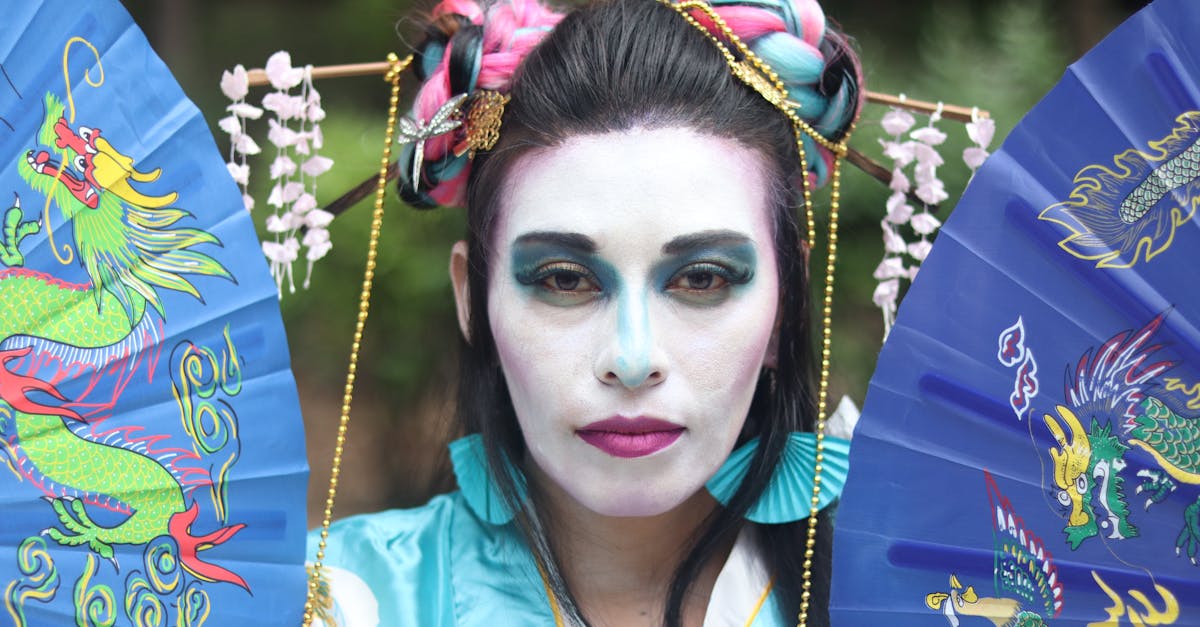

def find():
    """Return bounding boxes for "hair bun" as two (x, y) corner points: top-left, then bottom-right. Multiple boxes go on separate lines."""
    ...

(400, 0), (564, 208)
(708, 0), (863, 185)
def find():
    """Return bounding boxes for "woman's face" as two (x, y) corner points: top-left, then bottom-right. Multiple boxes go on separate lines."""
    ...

(477, 127), (780, 518)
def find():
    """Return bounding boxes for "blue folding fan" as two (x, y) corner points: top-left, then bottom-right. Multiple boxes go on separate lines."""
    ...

(831, 0), (1200, 624)
(0, 2), (307, 624)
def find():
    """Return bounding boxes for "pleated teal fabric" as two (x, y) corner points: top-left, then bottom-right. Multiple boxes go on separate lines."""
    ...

(706, 433), (851, 523)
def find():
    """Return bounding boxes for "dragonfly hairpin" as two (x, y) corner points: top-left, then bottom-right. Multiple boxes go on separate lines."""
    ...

(397, 93), (467, 189)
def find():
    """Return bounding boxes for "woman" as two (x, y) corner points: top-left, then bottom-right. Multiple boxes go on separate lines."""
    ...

(308, 0), (861, 624)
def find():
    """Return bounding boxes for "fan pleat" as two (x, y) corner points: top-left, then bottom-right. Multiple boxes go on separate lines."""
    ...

(833, 1), (1200, 624)
(0, 2), (306, 623)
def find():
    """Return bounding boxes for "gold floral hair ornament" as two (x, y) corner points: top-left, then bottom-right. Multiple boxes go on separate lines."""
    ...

(457, 90), (510, 157)
(397, 89), (509, 189)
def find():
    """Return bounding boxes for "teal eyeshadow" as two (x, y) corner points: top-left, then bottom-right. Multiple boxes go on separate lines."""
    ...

(510, 242), (621, 296)
(650, 242), (757, 290)
(506, 239), (756, 384)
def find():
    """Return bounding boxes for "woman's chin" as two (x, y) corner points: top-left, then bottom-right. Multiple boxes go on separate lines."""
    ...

(567, 483), (706, 519)
(528, 448), (721, 520)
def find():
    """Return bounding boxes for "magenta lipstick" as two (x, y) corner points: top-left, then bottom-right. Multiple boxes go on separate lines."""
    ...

(576, 416), (684, 458)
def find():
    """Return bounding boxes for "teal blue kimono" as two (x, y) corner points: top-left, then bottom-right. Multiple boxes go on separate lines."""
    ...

(305, 431), (857, 625)
(305, 491), (785, 626)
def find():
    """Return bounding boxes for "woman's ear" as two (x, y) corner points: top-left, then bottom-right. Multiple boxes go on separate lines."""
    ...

(449, 240), (472, 343)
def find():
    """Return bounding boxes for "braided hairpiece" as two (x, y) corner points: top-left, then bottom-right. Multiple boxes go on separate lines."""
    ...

(399, 0), (563, 207)
(654, 2), (854, 625)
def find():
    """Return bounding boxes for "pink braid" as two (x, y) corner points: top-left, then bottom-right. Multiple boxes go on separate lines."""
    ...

(791, 0), (826, 48)
(698, 0), (862, 184)
(432, 0), (485, 21)
(704, 7), (785, 41)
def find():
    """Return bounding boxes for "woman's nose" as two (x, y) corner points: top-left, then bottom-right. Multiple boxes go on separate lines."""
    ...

(594, 287), (666, 388)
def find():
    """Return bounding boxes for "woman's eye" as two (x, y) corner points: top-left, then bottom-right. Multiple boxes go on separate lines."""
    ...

(668, 264), (730, 292)
(544, 270), (594, 292)
(531, 262), (599, 295)
(679, 270), (724, 290)
(664, 263), (743, 306)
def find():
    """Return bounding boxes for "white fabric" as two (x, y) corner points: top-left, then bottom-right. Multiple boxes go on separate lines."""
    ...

(703, 526), (773, 627)
(312, 565), (381, 627)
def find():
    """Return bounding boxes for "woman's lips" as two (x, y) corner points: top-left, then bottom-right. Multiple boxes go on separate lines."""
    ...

(576, 416), (685, 458)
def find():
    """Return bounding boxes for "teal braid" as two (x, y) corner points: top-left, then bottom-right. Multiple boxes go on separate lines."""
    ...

(709, 0), (862, 184)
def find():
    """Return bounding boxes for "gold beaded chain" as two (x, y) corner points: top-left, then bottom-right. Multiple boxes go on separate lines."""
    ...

(657, 2), (850, 626)
(301, 52), (413, 627)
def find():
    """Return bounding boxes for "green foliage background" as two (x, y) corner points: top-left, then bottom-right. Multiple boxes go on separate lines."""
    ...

(121, 0), (1146, 519)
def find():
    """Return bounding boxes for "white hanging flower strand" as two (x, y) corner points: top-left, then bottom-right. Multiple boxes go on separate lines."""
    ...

(907, 102), (945, 267)
(873, 99), (994, 339)
(220, 52), (336, 297)
(874, 104), (915, 337)
(874, 99), (949, 338)
(219, 64), (261, 212)
(963, 107), (995, 175)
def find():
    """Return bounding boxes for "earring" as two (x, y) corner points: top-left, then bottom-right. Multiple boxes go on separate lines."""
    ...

(706, 432), (850, 524)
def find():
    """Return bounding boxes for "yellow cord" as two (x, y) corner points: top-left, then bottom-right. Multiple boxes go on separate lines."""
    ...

(536, 561), (567, 627)
(744, 578), (776, 627)
(301, 52), (413, 627)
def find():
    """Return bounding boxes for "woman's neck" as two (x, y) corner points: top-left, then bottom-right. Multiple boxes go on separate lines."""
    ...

(529, 463), (734, 627)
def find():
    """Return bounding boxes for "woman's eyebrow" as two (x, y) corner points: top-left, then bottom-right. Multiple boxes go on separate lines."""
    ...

(512, 231), (598, 253)
(661, 230), (752, 255)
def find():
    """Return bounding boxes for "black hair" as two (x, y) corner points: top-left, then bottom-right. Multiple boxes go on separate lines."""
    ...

(428, 0), (858, 623)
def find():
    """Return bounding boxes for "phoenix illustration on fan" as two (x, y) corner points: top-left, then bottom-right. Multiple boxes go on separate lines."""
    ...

(1043, 311), (1200, 560)
(924, 471), (1060, 627)
(1, 76), (252, 626)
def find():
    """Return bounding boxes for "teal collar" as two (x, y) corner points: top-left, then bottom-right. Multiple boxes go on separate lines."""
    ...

(450, 431), (850, 525)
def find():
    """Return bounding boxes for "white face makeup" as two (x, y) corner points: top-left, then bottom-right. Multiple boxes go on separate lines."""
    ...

(482, 127), (780, 518)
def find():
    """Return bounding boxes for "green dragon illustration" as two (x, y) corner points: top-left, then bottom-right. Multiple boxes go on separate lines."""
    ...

(1045, 406), (1137, 550)
(1042, 313), (1200, 561)
(1129, 397), (1200, 485)
(0, 92), (247, 589)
